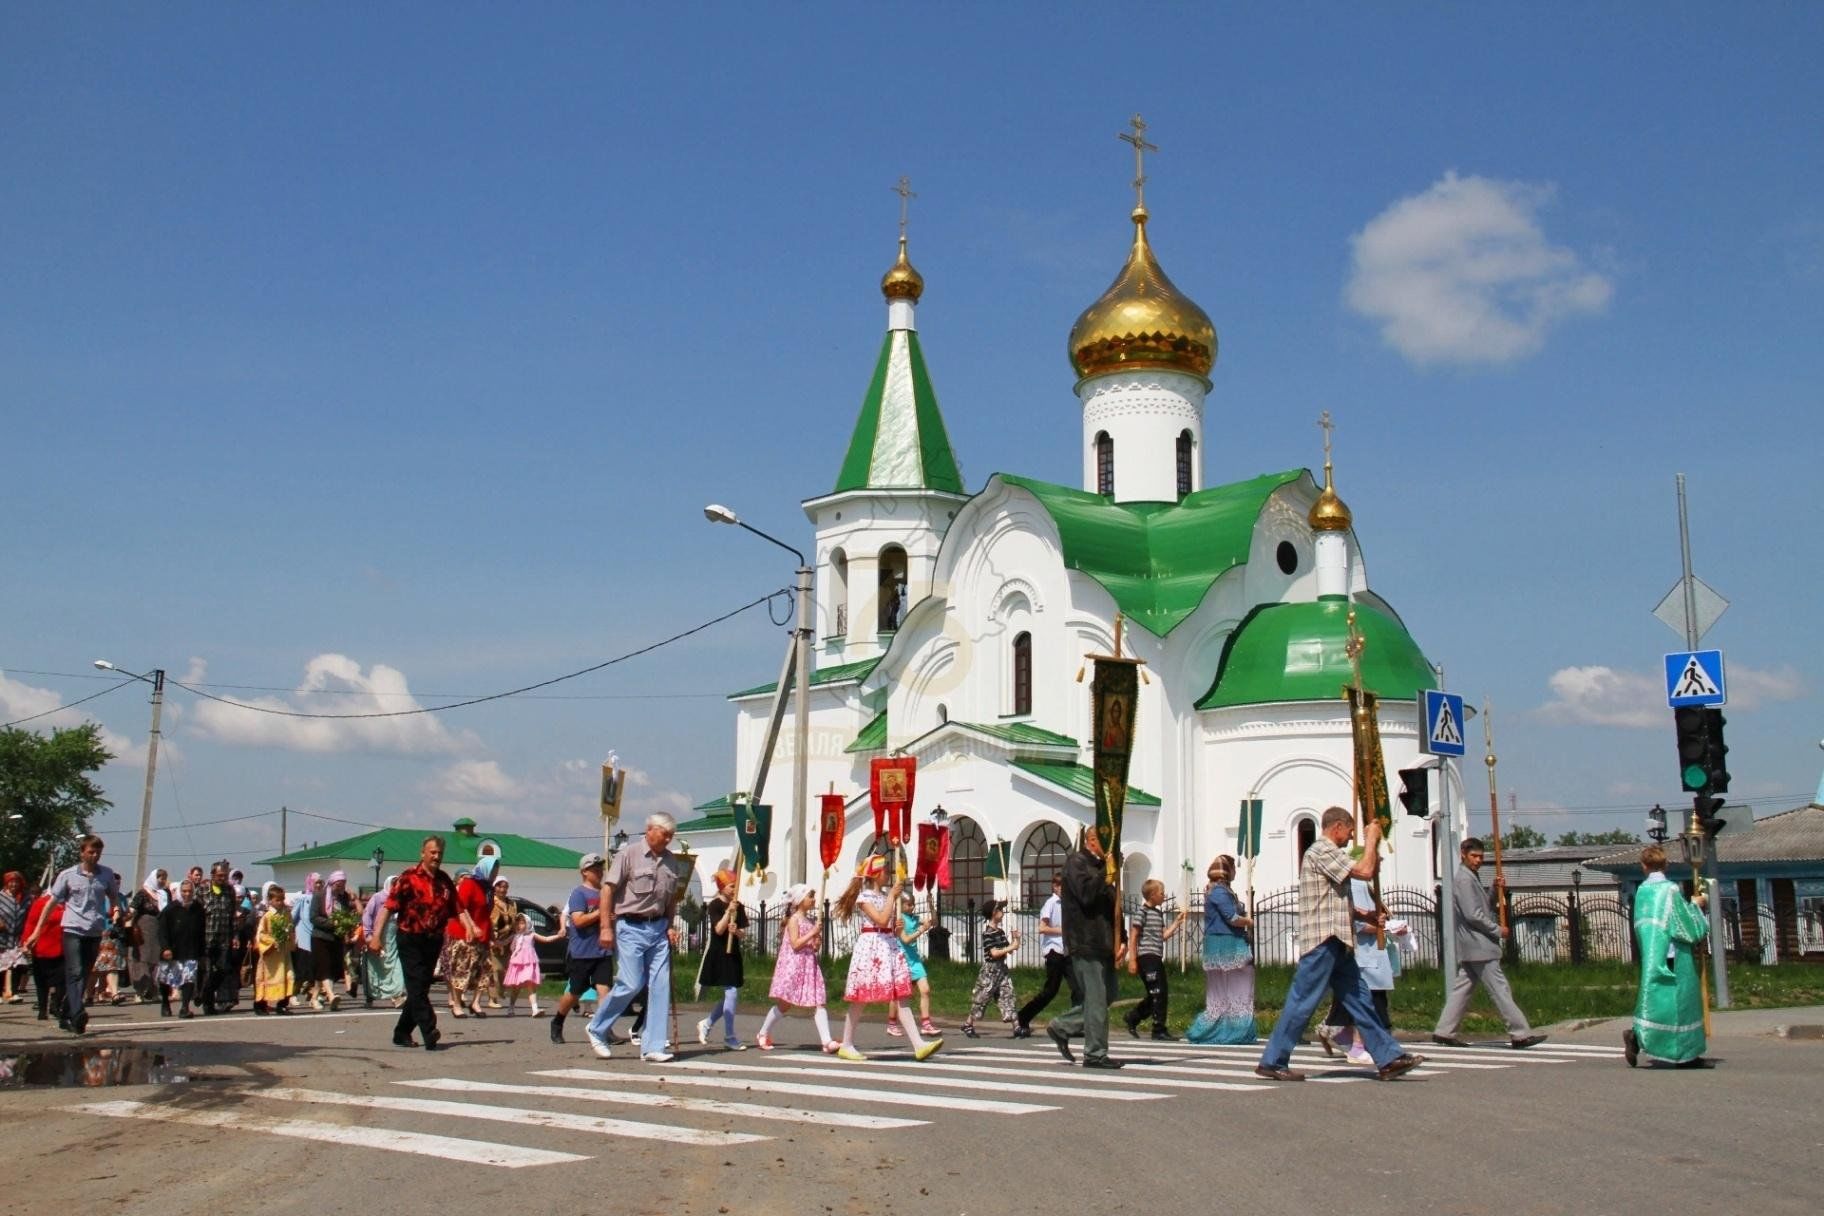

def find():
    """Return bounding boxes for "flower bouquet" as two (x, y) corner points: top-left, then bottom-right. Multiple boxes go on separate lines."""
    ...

(329, 905), (362, 944)
(264, 910), (293, 952)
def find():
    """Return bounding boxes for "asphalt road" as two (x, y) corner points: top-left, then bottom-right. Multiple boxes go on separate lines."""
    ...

(2, 996), (1818, 1216)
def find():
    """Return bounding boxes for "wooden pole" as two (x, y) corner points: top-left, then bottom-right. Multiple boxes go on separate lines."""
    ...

(1482, 699), (1509, 931)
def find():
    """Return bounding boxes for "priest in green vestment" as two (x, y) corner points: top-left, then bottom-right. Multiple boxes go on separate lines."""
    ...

(1625, 844), (1709, 1068)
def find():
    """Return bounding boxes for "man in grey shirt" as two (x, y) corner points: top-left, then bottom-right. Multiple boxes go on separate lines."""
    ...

(1433, 837), (1546, 1049)
(586, 813), (684, 1063)
(25, 834), (124, 1033)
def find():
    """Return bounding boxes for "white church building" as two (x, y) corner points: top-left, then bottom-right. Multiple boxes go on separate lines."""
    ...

(683, 174), (1465, 911)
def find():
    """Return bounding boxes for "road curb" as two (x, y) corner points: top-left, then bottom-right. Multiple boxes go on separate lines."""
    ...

(1774, 1023), (1824, 1040)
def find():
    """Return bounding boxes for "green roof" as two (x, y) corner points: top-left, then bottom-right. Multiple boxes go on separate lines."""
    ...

(959, 721), (1078, 748)
(1195, 598), (1433, 710)
(257, 827), (582, 870)
(997, 469), (1305, 637)
(1012, 760), (1162, 807)
(729, 656), (880, 700)
(677, 794), (735, 835)
(845, 709), (888, 753)
(834, 329), (964, 494)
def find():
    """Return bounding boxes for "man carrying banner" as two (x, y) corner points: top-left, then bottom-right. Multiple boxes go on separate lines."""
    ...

(1046, 828), (1122, 1069)
(1255, 808), (1424, 1082)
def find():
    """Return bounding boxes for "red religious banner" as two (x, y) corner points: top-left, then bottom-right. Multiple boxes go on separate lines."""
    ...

(869, 757), (916, 844)
(935, 827), (954, 891)
(914, 822), (949, 891)
(818, 793), (845, 871)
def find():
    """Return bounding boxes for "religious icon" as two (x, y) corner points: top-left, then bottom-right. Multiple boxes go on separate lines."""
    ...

(1100, 693), (1132, 753)
(879, 767), (908, 804)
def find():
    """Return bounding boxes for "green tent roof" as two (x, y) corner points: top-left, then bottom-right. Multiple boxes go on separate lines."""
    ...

(997, 469), (1305, 637)
(845, 709), (888, 753)
(834, 329), (964, 494)
(1195, 598), (1433, 711)
(728, 656), (881, 700)
(257, 827), (582, 870)
(1012, 759), (1162, 807)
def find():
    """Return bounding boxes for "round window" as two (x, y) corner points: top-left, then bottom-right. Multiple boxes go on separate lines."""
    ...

(1276, 541), (1298, 575)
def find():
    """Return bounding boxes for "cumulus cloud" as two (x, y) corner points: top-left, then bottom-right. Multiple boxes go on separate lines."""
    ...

(424, 756), (692, 840)
(187, 654), (472, 755)
(428, 759), (522, 804)
(1, 670), (139, 758)
(1346, 172), (1613, 365)
(1536, 663), (1805, 729)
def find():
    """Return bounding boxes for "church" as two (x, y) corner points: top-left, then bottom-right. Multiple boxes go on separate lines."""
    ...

(685, 134), (1455, 912)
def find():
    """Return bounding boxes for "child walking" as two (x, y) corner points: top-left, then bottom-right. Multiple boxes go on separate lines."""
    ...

(1123, 879), (1188, 1041)
(835, 855), (942, 1062)
(886, 889), (938, 1036)
(959, 900), (1021, 1038)
(696, 865), (749, 1050)
(253, 883), (295, 1016)
(500, 913), (543, 1016)
(755, 883), (838, 1052)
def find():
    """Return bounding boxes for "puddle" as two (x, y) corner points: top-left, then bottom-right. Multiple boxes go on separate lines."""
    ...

(0, 1047), (187, 1088)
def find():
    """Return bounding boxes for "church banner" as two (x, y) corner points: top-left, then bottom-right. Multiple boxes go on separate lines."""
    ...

(915, 822), (949, 891)
(818, 793), (846, 871)
(1347, 688), (1393, 838)
(599, 763), (626, 824)
(733, 799), (772, 873)
(869, 757), (916, 845)
(1237, 798), (1264, 860)
(934, 826), (954, 891)
(1091, 658), (1139, 879)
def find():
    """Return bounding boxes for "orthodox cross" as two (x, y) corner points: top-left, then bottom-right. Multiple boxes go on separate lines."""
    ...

(1318, 409), (1335, 472)
(893, 176), (916, 241)
(1118, 114), (1157, 211)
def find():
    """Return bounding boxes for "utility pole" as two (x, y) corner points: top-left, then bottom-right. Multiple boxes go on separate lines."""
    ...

(790, 562), (813, 887)
(1676, 474), (1731, 1008)
(280, 805), (288, 856)
(132, 669), (166, 885)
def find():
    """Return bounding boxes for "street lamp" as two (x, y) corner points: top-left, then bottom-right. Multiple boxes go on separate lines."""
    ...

(94, 659), (166, 886)
(704, 504), (813, 887)
(370, 847), (385, 893)
(612, 828), (629, 854)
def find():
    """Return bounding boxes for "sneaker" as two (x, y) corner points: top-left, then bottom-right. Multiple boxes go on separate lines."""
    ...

(549, 1017), (565, 1045)
(696, 1017), (712, 1046)
(886, 1022), (904, 1037)
(960, 1023), (979, 1039)
(586, 1026), (613, 1060)
(755, 1033), (775, 1051)
(1346, 1049), (1373, 1067)
(725, 1041), (748, 1051)
(835, 1045), (867, 1061)
(918, 1019), (940, 1036)
(913, 1038), (944, 1061)
(641, 1051), (675, 1064)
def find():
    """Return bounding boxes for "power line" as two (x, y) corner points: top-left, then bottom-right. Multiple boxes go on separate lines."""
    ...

(4, 669), (730, 701)
(168, 589), (787, 720)
(1, 676), (139, 728)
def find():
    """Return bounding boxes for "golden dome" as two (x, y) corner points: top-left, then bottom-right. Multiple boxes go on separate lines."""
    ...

(1308, 461), (1354, 532)
(1069, 207), (1216, 380)
(881, 236), (924, 302)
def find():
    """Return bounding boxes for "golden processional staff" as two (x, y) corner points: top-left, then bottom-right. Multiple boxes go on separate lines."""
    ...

(1482, 700), (1509, 932)
(1342, 605), (1393, 946)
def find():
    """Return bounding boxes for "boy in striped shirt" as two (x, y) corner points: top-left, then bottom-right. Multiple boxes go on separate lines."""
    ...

(1123, 879), (1187, 1041)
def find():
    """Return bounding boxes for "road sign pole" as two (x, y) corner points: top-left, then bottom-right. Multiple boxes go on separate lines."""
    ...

(1438, 756), (1457, 985)
(1676, 473), (1699, 651)
(1676, 475), (1731, 1008)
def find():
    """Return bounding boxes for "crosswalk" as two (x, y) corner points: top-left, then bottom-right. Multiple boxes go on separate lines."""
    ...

(64, 1036), (1625, 1169)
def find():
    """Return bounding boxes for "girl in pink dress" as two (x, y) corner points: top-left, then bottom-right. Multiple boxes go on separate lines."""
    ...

(755, 883), (837, 1052)
(834, 854), (942, 1062)
(499, 914), (543, 1017)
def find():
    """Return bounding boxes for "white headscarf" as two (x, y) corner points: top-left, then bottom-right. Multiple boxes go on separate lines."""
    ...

(144, 869), (170, 910)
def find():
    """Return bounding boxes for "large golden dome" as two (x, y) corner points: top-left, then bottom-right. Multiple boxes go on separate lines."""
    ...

(881, 235), (924, 302)
(1069, 207), (1216, 380)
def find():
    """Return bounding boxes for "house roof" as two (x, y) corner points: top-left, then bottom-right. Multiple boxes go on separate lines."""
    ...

(995, 469), (1306, 637)
(1492, 845), (1625, 888)
(1196, 597), (1433, 710)
(1583, 804), (1824, 872)
(728, 656), (881, 701)
(257, 824), (583, 870)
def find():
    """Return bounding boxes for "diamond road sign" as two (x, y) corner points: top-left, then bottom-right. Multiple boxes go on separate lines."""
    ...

(1420, 689), (1467, 757)
(1665, 649), (1726, 708)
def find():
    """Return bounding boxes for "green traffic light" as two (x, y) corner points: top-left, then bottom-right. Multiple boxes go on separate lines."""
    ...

(1683, 764), (1708, 789)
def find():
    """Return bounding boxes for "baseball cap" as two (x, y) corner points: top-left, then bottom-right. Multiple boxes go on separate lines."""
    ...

(579, 852), (606, 871)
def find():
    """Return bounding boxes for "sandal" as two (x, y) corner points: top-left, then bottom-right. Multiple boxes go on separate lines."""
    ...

(960, 1023), (979, 1038)
(886, 1022), (904, 1037)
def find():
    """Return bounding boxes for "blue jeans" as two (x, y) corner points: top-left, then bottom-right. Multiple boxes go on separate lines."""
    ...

(587, 918), (670, 1055)
(62, 932), (102, 1025)
(1260, 938), (1402, 1070)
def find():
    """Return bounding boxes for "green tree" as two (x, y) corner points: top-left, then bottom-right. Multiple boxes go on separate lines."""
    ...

(1553, 828), (1641, 847)
(1499, 824), (1547, 850)
(0, 724), (114, 883)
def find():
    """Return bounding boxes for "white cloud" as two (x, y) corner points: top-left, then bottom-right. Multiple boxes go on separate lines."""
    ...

(422, 756), (692, 841)
(187, 654), (472, 755)
(1, 670), (139, 758)
(1536, 663), (1806, 729)
(1346, 171), (1613, 365)
(428, 759), (522, 804)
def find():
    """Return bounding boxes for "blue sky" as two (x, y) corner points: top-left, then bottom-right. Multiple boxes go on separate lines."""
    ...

(4, 5), (1820, 874)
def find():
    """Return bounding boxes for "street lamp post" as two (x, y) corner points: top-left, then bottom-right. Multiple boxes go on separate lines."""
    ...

(94, 660), (165, 886)
(370, 847), (385, 893)
(704, 505), (813, 887)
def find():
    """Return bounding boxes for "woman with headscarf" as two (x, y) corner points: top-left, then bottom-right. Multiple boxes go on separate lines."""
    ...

(362, 875), (405, 1006)
(443, 855), (496, 1018)
(157, 877), (207, 1017)
(0, 870), (29, 1003)
(487, 875), (515, 1009)
(126, 869), (168, 1002)
(290, 873), (319, 1005)
(308, 871), (354, 1010)
(1185, 855), (1258, 1045)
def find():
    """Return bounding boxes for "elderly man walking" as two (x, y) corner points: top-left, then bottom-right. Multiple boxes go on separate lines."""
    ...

(1255, 808), (1424, 1082)
(587, 813), (684, 1063)
(1432, 837), (1546, 1050)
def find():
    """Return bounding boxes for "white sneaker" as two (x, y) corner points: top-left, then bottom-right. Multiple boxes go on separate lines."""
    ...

(586, 1027), (612, 1059)
(696, 1017), (711, 1046)
(641, 1050), (675, 1064)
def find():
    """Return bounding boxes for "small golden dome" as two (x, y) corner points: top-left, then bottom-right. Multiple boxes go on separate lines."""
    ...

(1308, 462), (1354, 532)
(881, 236), (924, 302)
(1069, 208), (1216, 380)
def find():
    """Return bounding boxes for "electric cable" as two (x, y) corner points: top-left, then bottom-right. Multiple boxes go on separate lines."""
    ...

(1, 676), (139, 728)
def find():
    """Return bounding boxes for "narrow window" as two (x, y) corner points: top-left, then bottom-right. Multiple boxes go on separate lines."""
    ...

(877, 545), (908, 632)
(830, 548), (849, 637)
(1095, 432), (1114, 496)
(1296, 818), (1317, 866)
(1176, 429), (1194, 497)
(1012, 632), (1032, 716)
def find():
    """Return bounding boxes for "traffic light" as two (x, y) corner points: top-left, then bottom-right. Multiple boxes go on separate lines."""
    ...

(1703, 710), (1729, 794)
(1675, 707), (1710, 792)
(1397, 767), (1429, 817)
(1695, 793), (1726, 837)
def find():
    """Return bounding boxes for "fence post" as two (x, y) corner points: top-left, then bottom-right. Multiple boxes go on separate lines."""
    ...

(1501, 886), (1518, 965)
(757, 899), (769, 958)
(966, 898), (978, 964)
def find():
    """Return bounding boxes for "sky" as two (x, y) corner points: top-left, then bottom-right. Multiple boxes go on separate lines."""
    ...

(4, 5), (1822, 878)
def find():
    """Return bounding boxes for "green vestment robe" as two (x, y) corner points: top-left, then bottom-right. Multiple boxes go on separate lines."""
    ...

(1631, 874), (1708, 1064)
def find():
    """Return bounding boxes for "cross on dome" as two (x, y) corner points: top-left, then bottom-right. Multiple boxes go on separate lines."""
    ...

(893, 175), (916, 240)
(1118, 114), (1158, 213)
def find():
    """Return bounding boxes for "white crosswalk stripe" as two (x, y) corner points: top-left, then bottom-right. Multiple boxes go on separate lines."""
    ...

(532, 1066), (1060, 1114)
(647, 1057), (1173, 1100)
(400, 1077), (929, 1129)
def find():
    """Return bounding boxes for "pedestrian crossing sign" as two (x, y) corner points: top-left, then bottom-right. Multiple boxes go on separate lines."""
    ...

(1665, 649), (1726, 707)
(1420, 690), (1467, 757)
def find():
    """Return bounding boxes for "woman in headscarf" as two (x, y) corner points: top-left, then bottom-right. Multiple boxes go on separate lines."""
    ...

(361, 875), (405, 1007)
(290, 873), (319, 1006)
(126, 869), (168, 1002)
(157, 877), (207, 1017)
(487, 875), (516, 1009)
(443, 855), (497, 1018)
(308, 871), (354, 1010)
(0, 870), (29, 1003)
(1185, 854), (1258, 1045)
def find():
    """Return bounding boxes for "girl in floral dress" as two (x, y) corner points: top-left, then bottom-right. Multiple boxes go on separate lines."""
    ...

(499, 913), (543, 1016)
(755, 883), (837, 1052)
(834, 855), (941, 1062)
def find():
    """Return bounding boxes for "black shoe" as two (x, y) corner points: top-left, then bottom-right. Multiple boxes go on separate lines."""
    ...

(178, 1008), (195, 1019)
(1047, 1024), (1075, 1063)
(1254, 1065), (1304, 1082)
(1675, 1056), (1714, 1069)
(1622, 1029), (1639, 1068)
(1011, 1024), (1032, 1039)
(960, 1023), (979, 1038)
(254, 1002), (270, 1016)
(549, 1017), (565, 1044)
(36, 1010), (48, 1021)
(393, 1032), (416, 1048)
(424, 1028), (443, 1052)
(1150, 1028), (1179, 1042)
(1083, 1057), (1126, 1070)
(1123, 1019), (1139, 1039)
(160, 1005), (172, 1018)
(1510, 1034), (1547, 1050)
(1430, 1033), (1470, 1048)
(72, 1012), (89, 1034)
(1377, 1053), (1424, 1081)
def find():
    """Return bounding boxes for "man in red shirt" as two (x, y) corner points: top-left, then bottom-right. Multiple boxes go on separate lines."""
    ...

(372, 836), (457, 1050)
(444, 855), (496, 1018)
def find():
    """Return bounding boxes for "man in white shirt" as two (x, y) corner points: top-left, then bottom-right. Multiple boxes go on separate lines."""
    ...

(1013, 874), (1082, 1038)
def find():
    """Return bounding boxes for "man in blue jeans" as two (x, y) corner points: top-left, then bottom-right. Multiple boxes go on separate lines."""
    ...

(1255, 807), (1424, 1082)
(587, 813), (683, 1063)
(24, 835), (124, 1035)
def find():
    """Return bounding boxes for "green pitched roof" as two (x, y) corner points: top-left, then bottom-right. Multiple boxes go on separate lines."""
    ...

(845, 709), (888, 753)
(959, 721), (1078, 748)
(834, 329), (964, 494)
(1012, 760), (1162, 807)
(997, 469), (1305, 637)
(1195, 598), (1433, 711)
(677, 794), (736, 834)
(257, 827), (582, 870)
(729, 656), (880, 700)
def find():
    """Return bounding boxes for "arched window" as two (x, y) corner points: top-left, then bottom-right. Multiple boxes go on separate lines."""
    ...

(1176, 429), (1194, 497)
(1021, 823), (1073, 908)
(1295, 817), (1317, 867)
(877, 545), (908, 632)
(1012, 631), (1032, 716)
(1095, 431), (1114, 496)
(946, 817), (990, 909)
(829, 548), (849, 637)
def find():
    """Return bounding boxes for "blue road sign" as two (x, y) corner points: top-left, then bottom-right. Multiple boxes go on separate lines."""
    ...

(1420, 690), (1467, 757)
(1665, 649), (1726, 707)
